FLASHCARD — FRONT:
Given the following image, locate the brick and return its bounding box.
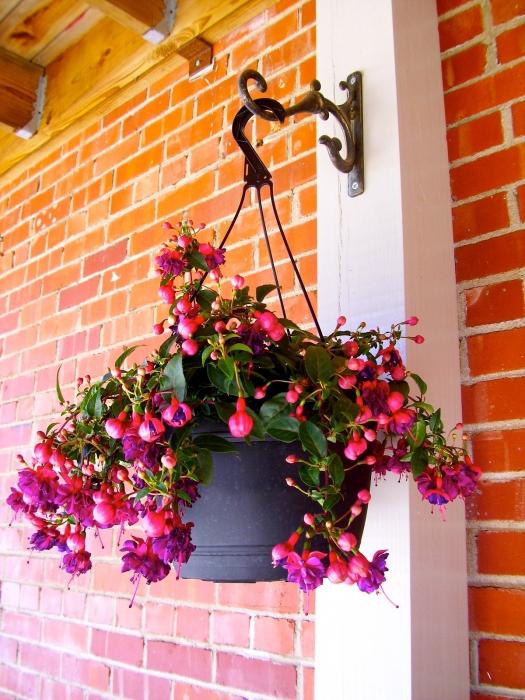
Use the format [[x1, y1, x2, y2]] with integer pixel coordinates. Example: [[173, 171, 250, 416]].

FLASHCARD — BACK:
[[0, 423, 31, 448], [262, 27, 315, 74], [462, 376, 525, 423], [442, 43, 487, 90], [468, 479, 525, 520], [216, 652, 297, 696], [452, 192, 509, 241], [59, 276, 100, 310], [84, 240, 128, 277], [491, 0, 525, 24], [217, 582, 299, 613], [19, 643, 60, 676], [212, 611, 250, 647], [472, 428, 525, 471], [115, 144, 163, 186], [254, 616, 295, 655], [176, 606, 209, 642], [445, 63, 525, 124], [497, 22, 525, 64], [144, 602, 174, 636], [2, 374, 34, 400], [147, 641, 212, 681], [91, 629, 143, 666], [478, 639, 525, 688], [437, 0, 472, 14], [0, 637, 17, 664], [468, 327, 525, 374], [438, 5, 484, 51], [477, 530, 525, 574], [304, 666, 315, 700], [455, 231, 525, 282], [469, 586, 525, 634], [451, 143, 525, 199], [174, 685, 242, 700], [447, 111, 503, 161], [512, 100, 525, 137], [519, 183, 525, 221], [61, 654, 110, 691], [465, 279, 524, 326]]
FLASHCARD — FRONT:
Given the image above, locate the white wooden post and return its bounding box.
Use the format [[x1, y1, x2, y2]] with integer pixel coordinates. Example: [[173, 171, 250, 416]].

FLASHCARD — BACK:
[[315, 1, 470, 698]]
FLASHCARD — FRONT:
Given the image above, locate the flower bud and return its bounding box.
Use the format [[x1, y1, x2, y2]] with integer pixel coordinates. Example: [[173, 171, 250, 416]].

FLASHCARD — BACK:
[[142, 510, 166, 538], [182, 339, 199, 356], [357, 489, 371, 503], [231, 275, 245, 289], [93, 502, 116, 526], [338, 532, 357, 551]]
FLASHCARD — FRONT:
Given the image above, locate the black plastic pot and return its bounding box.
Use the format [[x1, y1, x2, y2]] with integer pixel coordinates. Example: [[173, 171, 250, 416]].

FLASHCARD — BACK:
[[181, 424, 371, 583]]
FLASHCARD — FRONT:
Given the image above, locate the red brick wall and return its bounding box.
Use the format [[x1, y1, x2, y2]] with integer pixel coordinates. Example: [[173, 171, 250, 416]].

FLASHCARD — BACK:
[[0, 2, 316, 698], [437, 0, 525, 696]]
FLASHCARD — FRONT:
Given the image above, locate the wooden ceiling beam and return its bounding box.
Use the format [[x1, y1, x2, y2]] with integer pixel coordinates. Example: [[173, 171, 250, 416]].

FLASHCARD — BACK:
[[0, 47, 45, 138], [0, 0, 275, 177], [87, 0, 175, 43]]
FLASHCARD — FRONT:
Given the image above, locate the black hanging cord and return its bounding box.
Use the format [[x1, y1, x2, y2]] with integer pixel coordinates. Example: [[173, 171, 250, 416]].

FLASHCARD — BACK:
[[194, 97, 324, 341]]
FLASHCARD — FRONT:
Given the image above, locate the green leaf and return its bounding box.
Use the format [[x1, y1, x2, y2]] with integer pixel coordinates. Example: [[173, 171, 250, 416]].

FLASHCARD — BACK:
[[196, 288, 217, 309], [208, 364, 235, 394], [266, 415, 300, 443], [409, 420, 427, 448], [215, 402, 235, 424], [228, 343, 253, 355], [410, 446, 428, 477], [299, 464, 320, 488], [133, 487, 150, 503], [327, 453, 345, 487], [322, 492, 342, 513], [245, 408, 265, 440], [299, 421, 327, 458], [187, 250, 208, 271], [56, 365, 65, 405], [81, 384, 102, 417], [304, 346, 332, 383], [259, 394, 288, 423], [176, 489, 193, 504], [410, 373, 428, 396], [218, 357, 235, 380], [115, 345, 141, 369], [429, 409, 442, 433], [195, 448, 213, 485], [193, 434, 237, 452], [201, 345, 214, 365], [160, 353, 186, 400], [93, 389, 103, 418], [256, 284, 277, 302], [158, 334, 176, 358], [389, 380, 410, 398]]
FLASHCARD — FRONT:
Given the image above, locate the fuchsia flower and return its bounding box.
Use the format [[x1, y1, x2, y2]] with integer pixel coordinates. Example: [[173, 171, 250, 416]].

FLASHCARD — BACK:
[[356, 550, 389, 593], [120, 537, 170, 585], [283, 550, 327, 592], [17, 466, 58, 511], [155, 249, 185, 277], [162, 399, 192, 428], [228, 398, 253, 438], [138, 412, 165, 443]]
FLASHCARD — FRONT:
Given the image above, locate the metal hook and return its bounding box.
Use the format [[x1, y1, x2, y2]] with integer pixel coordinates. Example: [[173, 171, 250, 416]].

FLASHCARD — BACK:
[[232, 97, 285, 188], [238, 69, 364, 197]]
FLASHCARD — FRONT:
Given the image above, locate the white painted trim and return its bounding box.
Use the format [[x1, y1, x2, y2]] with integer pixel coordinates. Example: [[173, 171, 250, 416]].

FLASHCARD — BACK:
[[315, 1, 469, 698]]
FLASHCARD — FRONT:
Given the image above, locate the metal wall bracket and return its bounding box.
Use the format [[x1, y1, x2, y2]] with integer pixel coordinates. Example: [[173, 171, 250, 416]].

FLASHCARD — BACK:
[[178, 38, 213, 79], [238, 69, 364, 197]]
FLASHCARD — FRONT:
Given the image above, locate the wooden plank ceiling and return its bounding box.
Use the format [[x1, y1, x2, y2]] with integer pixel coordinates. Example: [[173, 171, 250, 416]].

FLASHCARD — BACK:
[[0, 0, 274, 178]]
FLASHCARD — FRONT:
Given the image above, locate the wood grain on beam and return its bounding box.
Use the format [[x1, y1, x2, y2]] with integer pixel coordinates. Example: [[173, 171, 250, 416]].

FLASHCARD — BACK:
[[0, 0, 90, 61], [0, 0, 275, 177], [87, 0, 167, 38], [0, 47, 43, 131]]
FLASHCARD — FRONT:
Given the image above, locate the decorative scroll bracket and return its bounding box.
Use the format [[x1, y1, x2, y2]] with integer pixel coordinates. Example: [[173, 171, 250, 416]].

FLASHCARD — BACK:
[[238, 69, 364, 198]]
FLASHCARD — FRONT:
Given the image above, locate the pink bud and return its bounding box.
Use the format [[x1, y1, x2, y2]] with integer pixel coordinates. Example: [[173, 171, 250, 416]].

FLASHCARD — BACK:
[[66, 533, 86, 553], [105, 417, 126, 439], [336, 315, 346, 328], [285, 454, 297, 464], [254, 387, 266, 399], [303, 513, 315, 526], [387, 391, 405, 413], [34, 441, 53, 463], [342, 340, 359, 357], [50, 449, 66, 468], [214, 321, 226, 333], [286, 389, 299, 404], [357, 489, 371, 503], [142, 510, 166, 538], [351, 503, 362, 517], [231, 275, 245, 289], [365, 455, 376, 465], [258, 311, 278, 331], [158, 285, 175, 304], [405, 316, 419, 326], [176, 297, 192, 314], [210, 269, 221, 282], [285, 477, 296, 487], [228, 398, 254, 438], [347, 358, 365, 371], [93, 502, 116, 526], [162, 400, 192, 428], [348, 553, 369, 578], [161, 452, 177, 469], [338, 532, 357, 551], [414, 335, 425, 344], [344, 438, 367, 461], [182, 339, 199, 356], [153, 322, 165, 335], [338, 375, 356, 390], [177, 234, 192, 249], [138, 412, 165, 443], [363, 429, 376, 442], [162, 221, 174, 230], [327, 559, 348, 584]]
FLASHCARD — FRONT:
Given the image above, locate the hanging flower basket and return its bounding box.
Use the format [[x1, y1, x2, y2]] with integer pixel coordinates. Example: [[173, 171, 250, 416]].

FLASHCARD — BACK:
[[7, 97, 480, 600]]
